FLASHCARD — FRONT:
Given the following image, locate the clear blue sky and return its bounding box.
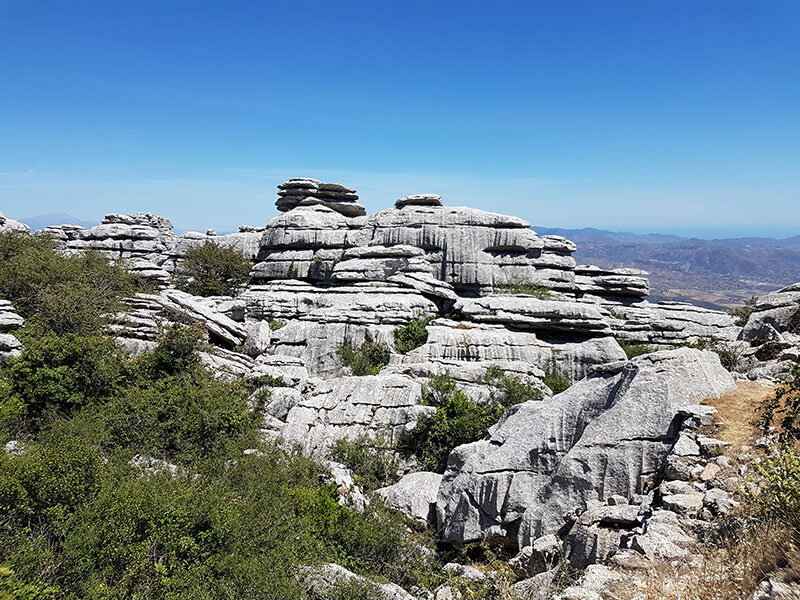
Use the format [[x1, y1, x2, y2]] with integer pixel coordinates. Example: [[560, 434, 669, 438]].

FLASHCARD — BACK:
[[1, 0, 798, 237]]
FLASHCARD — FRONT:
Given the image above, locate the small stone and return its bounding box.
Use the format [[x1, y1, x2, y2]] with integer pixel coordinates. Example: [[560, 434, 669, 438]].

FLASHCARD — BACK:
[[700, 463, 722, 482], [662, 492, 704, 517], [696, 435, 729, 457], [607, 494, 628, 506], [715, 455, 732, 469], [206, 229, 216, 236]]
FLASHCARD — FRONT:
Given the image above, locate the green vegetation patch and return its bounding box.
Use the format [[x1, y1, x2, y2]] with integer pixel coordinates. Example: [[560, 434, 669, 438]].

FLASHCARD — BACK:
[[730, 295, 758, 327], [174, 241, 251, 297], [617, 339, 654, 359], [403, 369, 535, 473], [495, 277, 552, 299], [393, 313, 435, 354], [329, 435, 400, 491], [0, 231, 146, 335], [336, 338, 390, 376]]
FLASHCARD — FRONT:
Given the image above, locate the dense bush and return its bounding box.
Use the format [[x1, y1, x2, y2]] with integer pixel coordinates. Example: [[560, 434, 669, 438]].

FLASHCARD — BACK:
[[478, 364, 542, 406], [0, 232, 144, 334], [103, 375, 254, 463], [543, 368, 572, 395], [730, 296, 759, 327], [336, 338, 390, 376], [0, 333, 132, 432], [394, 313, 435, 354], [330, 435, 400, 491], [174, 241, 251, 297], [404, 372, 525, 473]]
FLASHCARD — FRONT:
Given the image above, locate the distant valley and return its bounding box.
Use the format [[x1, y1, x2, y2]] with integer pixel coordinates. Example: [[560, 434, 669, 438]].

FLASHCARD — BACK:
[[536, 226, 800, 309]]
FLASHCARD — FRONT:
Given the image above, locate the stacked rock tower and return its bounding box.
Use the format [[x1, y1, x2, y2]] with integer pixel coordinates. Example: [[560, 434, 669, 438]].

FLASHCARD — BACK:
[[276, 177, 366, 217]]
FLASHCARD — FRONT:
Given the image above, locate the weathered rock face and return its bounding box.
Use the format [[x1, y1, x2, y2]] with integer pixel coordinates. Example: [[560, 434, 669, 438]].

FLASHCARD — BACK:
[[435, 348, 737, 548], [736, 283, 800, 380], [0, 300, 24, 361], [251, 205, 366, 282], [276, 177, 367, 218], [364, 205, 574, 296], [242, 280, 438, 377], [585, 297, 740, 347], [0, 212, 30, 234], [741, 283, 800, 343], [375, 471, 443, 527], [276, 374, 434, 456]]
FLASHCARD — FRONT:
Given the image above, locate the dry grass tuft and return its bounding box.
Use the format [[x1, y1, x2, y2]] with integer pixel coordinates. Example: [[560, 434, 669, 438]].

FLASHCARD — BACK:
[[608, 521, 797, 600], [704, 381, 776, 450]]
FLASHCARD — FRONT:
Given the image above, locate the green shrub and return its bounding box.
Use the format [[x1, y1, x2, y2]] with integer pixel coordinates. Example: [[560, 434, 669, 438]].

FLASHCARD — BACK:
[[102, 373, 254, 462], [138, 325, 206, 378], [759, 365, 800, 442], [269, 320, 286, 331], [478, 365, 542, 407], [730, 296, 759, 327], [174, 241, 251, 297], [0, 232, 144, 334], [617, 339, 653, 359], [496, 278, 551, 298], [394, 313, 435, 354], [403, 374, 511, 473], [0, 334, 131, 430], [543, 368, 571, 395], [330, 435, 400, 491], [336, 338, 390, 376], [749, 443, 800, 530]]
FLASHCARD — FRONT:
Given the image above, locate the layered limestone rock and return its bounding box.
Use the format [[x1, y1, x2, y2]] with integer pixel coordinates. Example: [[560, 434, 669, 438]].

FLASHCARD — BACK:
[[363, 204, 576, 296], [59, 213, 177, 286], [574, 265, 649, 298], [435, 348, 737, 547], [274, 374, 435, 456], [111, 290, 246, 350], [740, 283, 800, 343], [0, 212, 30, 234], [276, 177, 366, 218], [0, 299, 24, 361], [584, 297, 740, 347], [241, 280, 438, 378], [738, 283, 800, 379], [251, 205, 366, 282]]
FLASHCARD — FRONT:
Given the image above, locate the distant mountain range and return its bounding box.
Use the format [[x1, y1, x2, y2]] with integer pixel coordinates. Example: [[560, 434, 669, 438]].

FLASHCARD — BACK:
[[19, 213, 99, 231], [535, 226, 800, 309]]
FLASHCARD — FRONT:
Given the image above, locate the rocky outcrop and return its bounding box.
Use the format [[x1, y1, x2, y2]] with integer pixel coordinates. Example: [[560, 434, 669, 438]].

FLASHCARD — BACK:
[[0, 212, 30, 234], [737, 283, 800, 380], [276, 177, 366, 218], [0, 300, 24, 361], [375, 471, 442, 527], [298, 564, 415, 600], [274, 374, 434, 456], [242, 281, 438, 377], [435, 348, 736, 547]]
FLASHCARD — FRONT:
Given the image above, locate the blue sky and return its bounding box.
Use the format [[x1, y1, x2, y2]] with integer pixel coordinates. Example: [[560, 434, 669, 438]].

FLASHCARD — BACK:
[[1, 0, 798, 237]]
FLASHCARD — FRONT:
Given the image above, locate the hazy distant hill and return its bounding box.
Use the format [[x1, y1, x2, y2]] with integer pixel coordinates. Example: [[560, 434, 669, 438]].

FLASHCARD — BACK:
[[19, 213, 99, 231], [535, 226, 800, 309]]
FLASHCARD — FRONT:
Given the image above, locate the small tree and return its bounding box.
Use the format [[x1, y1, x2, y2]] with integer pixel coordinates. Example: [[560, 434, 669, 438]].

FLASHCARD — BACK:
[[730, 296, 758, 327], [175, 241, 251, 297]]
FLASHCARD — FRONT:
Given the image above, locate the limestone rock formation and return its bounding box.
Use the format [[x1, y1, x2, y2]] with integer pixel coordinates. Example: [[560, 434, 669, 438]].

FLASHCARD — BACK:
[[0, 300, 24, 361], [275, 374, 434, 456], [375, 471, 443, 527], [276, 177, 366, 218], [435, 348, 736, 547], [0, 212, 30, 234]]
